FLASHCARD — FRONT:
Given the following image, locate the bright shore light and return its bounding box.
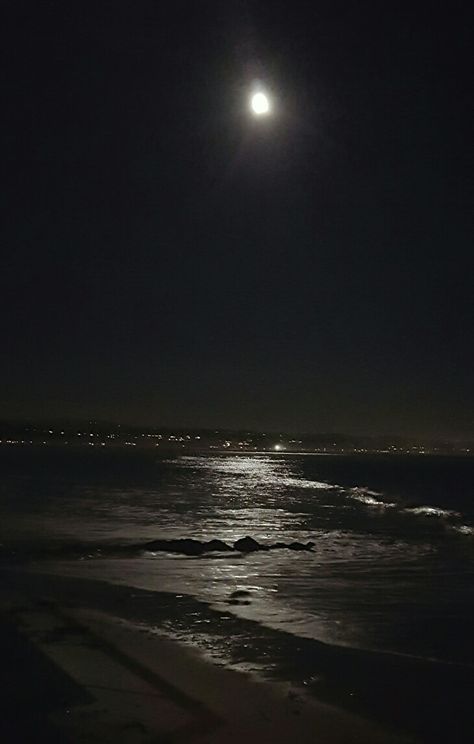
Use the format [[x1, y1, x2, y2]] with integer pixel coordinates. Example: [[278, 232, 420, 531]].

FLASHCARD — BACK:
[[251, 91, 270, 115]]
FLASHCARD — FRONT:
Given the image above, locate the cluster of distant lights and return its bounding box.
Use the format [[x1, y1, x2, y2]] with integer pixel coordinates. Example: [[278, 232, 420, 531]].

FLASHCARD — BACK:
[[0, 430, 470, 455], [0, 431, 283, 452]]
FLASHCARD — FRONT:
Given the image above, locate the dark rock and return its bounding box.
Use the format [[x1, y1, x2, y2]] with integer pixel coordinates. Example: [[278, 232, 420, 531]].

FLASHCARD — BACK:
[[288, 541, 314, 551], [204, 539, 234, 552], [143, 538, 205, 556], [141, 535, 315, 556], [234, 536, 262, 552], [142, 539, 168, 551], [230, 589, 251, 598], [178, 539, 206, 556]]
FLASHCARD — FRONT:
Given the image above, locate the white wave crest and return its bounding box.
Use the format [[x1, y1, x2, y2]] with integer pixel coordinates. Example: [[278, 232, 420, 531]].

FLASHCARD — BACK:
[[404, 506, 461, 519], [281, 477, 336, 490], [347, 487, 396, 508], [450, 524, 474, 536]]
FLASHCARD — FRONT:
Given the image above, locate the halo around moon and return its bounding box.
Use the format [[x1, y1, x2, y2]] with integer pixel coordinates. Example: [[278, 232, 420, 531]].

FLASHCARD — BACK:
[[251, 91, 270, 115]]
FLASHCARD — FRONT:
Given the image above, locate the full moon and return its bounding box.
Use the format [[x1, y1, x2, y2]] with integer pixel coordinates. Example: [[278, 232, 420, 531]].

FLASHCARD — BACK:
[[251, 91, 270, 115]]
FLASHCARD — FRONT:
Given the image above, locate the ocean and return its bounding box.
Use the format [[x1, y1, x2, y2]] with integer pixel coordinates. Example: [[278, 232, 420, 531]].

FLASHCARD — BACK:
[[1, 448, 473, 741]]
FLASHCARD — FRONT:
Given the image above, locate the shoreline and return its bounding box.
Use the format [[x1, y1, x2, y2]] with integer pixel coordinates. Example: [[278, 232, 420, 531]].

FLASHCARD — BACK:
[[1, 595, 402, 743], [2, 565, 474, 742]]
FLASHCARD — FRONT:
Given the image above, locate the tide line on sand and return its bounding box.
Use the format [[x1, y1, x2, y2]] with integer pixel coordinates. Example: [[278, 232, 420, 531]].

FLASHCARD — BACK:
[[0, 599, 403, 744]]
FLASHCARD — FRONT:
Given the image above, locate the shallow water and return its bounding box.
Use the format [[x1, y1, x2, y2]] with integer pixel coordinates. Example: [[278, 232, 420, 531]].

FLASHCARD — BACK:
[[1, 449, 473, 666]]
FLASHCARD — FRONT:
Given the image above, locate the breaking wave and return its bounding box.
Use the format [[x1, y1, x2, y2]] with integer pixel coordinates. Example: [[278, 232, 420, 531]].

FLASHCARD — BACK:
[[404, 506, 461, 519], [449, 524, 474, 536], [347, 487, 397, 509]]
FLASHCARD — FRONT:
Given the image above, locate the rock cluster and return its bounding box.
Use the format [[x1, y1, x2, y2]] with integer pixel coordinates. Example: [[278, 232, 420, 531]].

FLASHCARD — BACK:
[[141, 536, 314, 556]]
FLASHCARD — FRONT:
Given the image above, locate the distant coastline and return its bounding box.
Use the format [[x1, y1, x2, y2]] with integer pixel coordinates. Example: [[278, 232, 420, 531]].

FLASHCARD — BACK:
[[0, 419, 471, 456]]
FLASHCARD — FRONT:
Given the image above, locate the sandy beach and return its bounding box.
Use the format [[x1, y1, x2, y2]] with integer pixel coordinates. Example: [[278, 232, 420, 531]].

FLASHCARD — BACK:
[[0, 567, 408, 744]]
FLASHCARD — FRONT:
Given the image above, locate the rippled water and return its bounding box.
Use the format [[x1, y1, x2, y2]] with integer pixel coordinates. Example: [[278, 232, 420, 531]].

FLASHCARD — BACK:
[[1, 449, 473, 664]]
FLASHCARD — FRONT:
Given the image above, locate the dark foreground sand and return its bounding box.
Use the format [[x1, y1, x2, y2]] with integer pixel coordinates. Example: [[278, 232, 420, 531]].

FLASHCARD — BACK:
[[0, 570, 408, 744], [3, 565, 474, 743]]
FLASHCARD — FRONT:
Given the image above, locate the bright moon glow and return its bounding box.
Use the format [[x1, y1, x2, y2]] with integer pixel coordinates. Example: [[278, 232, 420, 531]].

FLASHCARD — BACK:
[[274, 444, 283, 451], [251, 92, 270, 115]]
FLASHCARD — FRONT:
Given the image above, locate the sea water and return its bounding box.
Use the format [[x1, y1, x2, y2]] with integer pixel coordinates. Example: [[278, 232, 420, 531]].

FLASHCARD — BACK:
[[1, 449, 473, 662], [1, 448, 473, 740]]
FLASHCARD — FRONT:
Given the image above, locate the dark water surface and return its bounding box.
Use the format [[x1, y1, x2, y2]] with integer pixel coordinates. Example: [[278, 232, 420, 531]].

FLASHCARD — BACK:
[[1, 449, 473, 661], [1, 449, 473, 740]]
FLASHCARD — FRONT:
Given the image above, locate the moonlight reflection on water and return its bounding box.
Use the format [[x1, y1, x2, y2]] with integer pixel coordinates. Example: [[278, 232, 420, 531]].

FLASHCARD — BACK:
[[2, 451, 473, 664]]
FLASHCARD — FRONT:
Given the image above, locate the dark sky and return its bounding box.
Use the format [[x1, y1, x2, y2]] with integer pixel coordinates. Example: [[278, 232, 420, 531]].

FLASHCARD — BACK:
[[1, 1, 472, 437]]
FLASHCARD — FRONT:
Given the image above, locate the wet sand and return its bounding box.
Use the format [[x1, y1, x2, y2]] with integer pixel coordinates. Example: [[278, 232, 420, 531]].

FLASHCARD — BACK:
[[1, 566, 472, 743], [0, 568, 405, 743]]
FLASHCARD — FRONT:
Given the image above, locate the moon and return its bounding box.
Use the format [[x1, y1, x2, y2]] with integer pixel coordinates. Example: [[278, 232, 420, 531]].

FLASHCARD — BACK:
[[251, 91, 270, 115]]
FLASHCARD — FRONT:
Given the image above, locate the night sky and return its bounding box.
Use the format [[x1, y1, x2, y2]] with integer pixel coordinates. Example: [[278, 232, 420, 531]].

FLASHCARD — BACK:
[[1, 1, 472, 437]]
